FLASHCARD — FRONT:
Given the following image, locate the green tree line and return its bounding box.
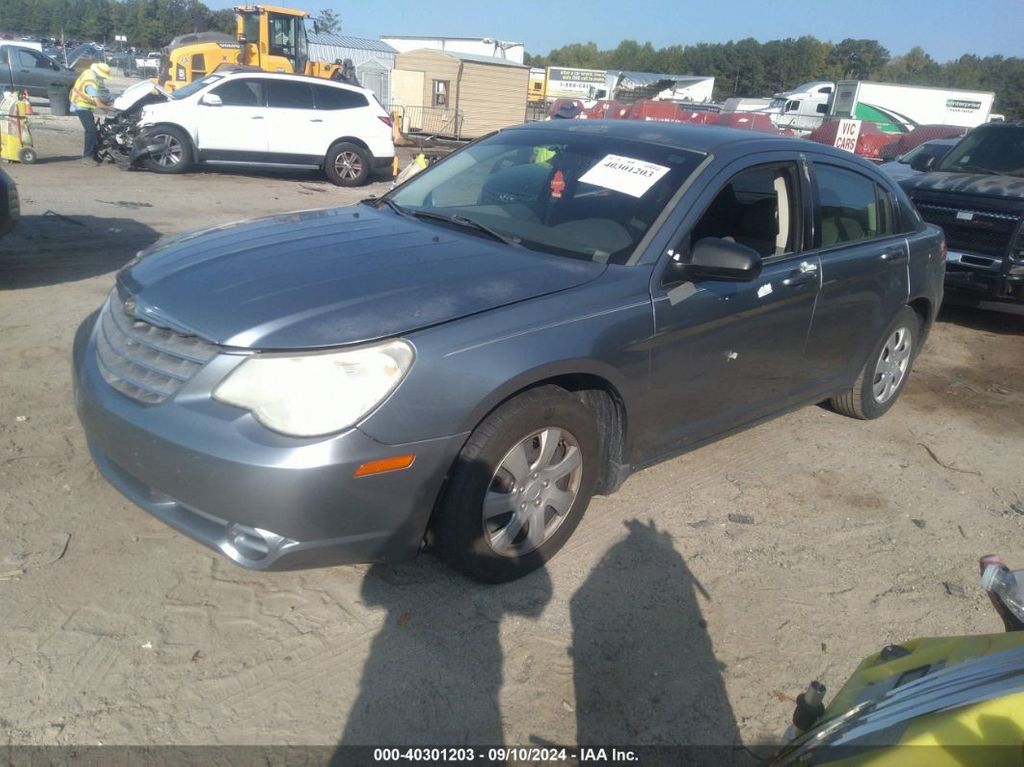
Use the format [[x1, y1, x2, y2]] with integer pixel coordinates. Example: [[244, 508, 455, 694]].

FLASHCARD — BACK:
[[526, 37, 1024, 119], [0, 0, 234, 49]]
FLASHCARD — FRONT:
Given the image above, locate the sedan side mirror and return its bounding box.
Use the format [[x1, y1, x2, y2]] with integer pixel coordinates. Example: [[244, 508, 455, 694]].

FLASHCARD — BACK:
[[201, 93, 223, 107], [909, 153, 936, 173], [687, 237, 762, 282]]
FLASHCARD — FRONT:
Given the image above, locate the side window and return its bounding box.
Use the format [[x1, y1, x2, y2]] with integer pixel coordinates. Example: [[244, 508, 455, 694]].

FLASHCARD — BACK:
[[212, 79, 263, 107], [267, 81, 315, 109], [18, 50, 49, 68], [314, 84, 368, 110], [690, 164, 798, 259], [815, 164, 893, 247], [433, 80, 450, 108], [268, 13, 295, 57]]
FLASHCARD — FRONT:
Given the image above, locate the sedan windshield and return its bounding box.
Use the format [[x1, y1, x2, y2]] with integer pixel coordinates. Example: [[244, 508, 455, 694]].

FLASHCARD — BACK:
[[387, 128, 705, 264]]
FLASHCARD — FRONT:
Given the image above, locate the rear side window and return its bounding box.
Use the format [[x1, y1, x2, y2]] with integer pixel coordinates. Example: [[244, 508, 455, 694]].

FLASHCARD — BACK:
[[267, 81, 315, 109], [815, 164, 893, 247], [314, 84, 368, 110], [212, 79, 263, 107]]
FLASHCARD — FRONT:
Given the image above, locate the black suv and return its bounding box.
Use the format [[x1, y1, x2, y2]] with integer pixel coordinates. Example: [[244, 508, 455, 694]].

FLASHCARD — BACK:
[[901, 123, 1024, 302]]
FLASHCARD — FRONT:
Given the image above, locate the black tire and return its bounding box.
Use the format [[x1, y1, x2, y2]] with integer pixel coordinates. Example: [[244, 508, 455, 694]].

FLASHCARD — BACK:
[[831, 306, 920, 420], [436, 386, 600, 583], [140, 125, 192, 174], [325, 142, 371, 186], [18, 147, 37, 164]]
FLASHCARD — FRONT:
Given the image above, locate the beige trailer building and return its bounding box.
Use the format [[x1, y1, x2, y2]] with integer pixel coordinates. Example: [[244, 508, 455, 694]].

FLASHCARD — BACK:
[[392, 49, 529, 139]]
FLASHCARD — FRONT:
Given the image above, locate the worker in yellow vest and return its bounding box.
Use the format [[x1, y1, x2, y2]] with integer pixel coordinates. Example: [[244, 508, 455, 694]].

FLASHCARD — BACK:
[[70, 62, 113, 165]]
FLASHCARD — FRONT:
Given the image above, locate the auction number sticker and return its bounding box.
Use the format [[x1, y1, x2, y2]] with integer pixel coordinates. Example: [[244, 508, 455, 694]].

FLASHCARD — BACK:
[[579, 154, 670, 198]]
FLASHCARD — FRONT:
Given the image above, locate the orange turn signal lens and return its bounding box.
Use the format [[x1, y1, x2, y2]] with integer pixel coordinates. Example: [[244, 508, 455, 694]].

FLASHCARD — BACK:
[[354, 455, 416, 478]]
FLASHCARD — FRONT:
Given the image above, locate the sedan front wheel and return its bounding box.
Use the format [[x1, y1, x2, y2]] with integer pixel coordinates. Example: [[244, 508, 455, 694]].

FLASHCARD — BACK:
[[435, 386, 600, 582]]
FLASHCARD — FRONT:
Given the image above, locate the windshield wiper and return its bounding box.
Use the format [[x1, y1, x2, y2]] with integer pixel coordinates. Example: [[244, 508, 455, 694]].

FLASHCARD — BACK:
[[406, 209, 522, 247], [362, 197, 409, 216]]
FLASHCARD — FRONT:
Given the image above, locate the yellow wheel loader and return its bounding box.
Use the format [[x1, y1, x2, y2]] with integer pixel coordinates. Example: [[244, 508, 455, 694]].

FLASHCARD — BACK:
[[159, 5, 339, 91]]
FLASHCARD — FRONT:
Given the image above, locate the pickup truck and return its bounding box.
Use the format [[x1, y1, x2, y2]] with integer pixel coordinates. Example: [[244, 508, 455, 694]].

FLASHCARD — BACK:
[[901, 122, 1024, 303], [0, 43, 77, 98]]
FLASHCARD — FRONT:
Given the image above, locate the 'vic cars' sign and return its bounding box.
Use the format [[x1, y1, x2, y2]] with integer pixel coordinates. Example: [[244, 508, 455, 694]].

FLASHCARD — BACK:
[[834, 119, 862, 153]]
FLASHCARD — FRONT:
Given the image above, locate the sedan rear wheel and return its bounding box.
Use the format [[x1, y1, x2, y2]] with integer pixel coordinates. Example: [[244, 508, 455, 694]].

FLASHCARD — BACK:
[[831, 306, 919, 419], [436, 386, 600, 582]]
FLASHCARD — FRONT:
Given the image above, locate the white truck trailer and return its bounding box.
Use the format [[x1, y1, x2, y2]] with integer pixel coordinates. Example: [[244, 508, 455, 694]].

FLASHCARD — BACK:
[[828, 81, 996, 133]]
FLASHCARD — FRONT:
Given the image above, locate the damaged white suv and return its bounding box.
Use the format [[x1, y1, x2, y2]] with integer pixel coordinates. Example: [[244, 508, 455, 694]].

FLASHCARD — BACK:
[[132, 69, 395, 186]]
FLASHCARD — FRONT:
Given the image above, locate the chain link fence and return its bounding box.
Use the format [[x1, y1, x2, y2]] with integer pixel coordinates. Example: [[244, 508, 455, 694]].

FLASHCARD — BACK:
[[386, 104, 464, 141]]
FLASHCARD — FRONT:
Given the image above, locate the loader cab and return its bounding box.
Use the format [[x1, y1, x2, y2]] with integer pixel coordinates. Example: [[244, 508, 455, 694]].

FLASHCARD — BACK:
[[235, 5, 309, 75]]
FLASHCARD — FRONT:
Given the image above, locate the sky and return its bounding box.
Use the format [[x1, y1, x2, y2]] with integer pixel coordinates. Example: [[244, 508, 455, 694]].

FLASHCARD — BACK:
[[211, 0, 1023, 62]]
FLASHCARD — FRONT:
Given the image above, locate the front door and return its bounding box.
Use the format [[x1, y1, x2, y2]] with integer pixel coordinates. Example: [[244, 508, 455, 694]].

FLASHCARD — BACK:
[[640, 159, 821, 460], [196, 77, 268, 155]]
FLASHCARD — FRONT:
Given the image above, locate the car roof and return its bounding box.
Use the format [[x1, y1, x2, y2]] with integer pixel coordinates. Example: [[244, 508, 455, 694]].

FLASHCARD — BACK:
[[505, 119, 868, 163], [211, 67, 366, 93]]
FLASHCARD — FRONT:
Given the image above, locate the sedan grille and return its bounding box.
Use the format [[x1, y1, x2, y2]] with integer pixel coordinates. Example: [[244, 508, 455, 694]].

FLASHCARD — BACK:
[[913, 199, 1021, 258], [95, 296, 217, 404]]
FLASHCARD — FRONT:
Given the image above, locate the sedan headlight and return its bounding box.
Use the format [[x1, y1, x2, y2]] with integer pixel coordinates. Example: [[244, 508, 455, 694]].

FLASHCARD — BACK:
[[213, 339, 414, 437]]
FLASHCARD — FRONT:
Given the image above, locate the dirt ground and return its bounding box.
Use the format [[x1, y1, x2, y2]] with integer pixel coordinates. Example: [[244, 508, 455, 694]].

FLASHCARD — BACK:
[[1, 94, 1023, 753]]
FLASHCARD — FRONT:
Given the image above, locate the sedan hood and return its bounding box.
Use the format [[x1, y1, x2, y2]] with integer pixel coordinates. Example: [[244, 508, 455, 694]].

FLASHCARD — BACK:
[[116, 206, 605, 350]]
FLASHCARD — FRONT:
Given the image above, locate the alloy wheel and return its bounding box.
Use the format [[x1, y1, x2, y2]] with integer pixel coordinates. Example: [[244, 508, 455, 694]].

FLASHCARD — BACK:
[[153, 134, 183, 167], [333, 151, 364, 181], [872, 326, 912, 403], [482, 427, 584, 558]]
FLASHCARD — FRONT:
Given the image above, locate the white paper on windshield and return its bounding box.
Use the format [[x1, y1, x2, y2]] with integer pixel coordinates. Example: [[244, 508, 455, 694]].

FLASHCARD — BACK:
[[579, 154, 671, 198]]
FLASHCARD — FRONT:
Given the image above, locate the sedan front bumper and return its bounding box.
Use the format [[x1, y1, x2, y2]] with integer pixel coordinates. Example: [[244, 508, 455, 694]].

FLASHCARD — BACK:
[[73, 314, 467, 570]]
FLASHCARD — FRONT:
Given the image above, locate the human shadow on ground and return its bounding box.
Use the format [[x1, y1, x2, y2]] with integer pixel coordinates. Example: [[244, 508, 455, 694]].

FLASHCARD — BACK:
[[571, 519, 745, 760], [0, 212, 160, 289], [335, 560, 552, 748]]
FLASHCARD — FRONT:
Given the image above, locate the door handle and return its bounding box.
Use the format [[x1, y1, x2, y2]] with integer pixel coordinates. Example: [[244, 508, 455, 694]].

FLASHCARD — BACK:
[[782, 261, 819, 287], [881, 250, 907, 264], [310, 118, 323, 123]]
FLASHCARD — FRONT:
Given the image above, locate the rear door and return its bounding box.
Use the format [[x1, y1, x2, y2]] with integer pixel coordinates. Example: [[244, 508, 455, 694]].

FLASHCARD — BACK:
[[801, 157, 910, 388], [195, 77, 268, 155], [263, 79, 321, 162], [641, 156, 821, 458]]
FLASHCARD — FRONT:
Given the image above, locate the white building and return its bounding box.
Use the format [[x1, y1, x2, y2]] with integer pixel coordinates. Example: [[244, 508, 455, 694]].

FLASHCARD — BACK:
[[380, 35, 524, 65], [307, 33, 397, 105]]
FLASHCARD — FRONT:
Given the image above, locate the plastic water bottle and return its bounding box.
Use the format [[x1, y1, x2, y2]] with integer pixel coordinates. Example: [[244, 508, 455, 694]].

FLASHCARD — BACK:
[[980, 561, 1024, 624]]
